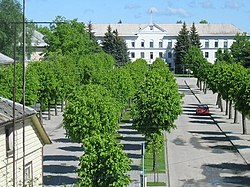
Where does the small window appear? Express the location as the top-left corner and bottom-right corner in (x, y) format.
(159, 52), (163, 58)
(168, 52), (172, 58)
(215, 52), (217, 58)
(131, 52), (135, 58)
(131, 41), (135, 48)
(159, 42), (163, 48)
(5, 126), (13, 155)
(150, 26), (153, 30)
(215, 41), (218, 48)
(167, 42), (172, 48)
(141, 41), (145, 48)
(150, 41), (154, 48)
(205, 41), (209, 48)
(141, 52), (145, 58)
(150, 52), (153, 59)
(224, 41), (228, 48)
(205, 52), (209, 58)
(25, 162), (33, 187)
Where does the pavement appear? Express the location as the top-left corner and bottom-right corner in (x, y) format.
(166, 77), (250, 187)
(42, 109), (83, 187)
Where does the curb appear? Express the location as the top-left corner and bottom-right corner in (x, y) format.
(184, 80), (249, 165)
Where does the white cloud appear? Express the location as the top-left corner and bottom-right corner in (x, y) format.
(224, 0), (242, 9)
(166, 7), (190, 17)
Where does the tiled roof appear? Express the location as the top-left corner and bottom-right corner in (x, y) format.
(92, 23), (242, 36)
(0, 53), (14, 65)
(0, 97), (36, 125)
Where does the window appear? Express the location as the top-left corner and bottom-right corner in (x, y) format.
(131, 41), (135, 48)
(150, 25), (153, 30)
(159, 42), (163, 48)
(150, 52), (153, 59)
(168, 52), (172, 58)
(141, 41), (145, 47)
(215, 52), (217, 58)
(205, 52), (209, 58)
(215, 41), (218, 48)
(131, 52), (135, 58)
(205, 41), (209, 48)
(150, 41), (154, 48)
(167, 42), (172, 48)
(5, 126), (13, 155)
(224, 41), (228, 48)
(25, 162), (33, 187)
(141, 52), (145, 58)
(159, 52), (163, 58)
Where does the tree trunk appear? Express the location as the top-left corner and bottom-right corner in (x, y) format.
(156, 150), (159, 182)
(242, 114), (247, 135)
(48, 100), (51, 120)
(196, 79), (199, 88)
(229, 100), (232, 119)
(225, 100), (228, 116)
(153, 149), (156, 182)
(39, 104), (43, 124)
(204, 82), (207, 94)
(61, 98), (64, 112)
(55, 98), (58, 116)
(199, 81), (202, 91)
(234, 108), (238, 124)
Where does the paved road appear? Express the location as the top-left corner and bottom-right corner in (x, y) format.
(167, 77), (250, 187)
(43, 111), (83, 187)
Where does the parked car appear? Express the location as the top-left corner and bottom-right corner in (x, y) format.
(196, 104), (209, 115)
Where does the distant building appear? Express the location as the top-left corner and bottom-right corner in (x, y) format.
(28, 30), (47, 62)
(0, 53), (14, 66)
(93, 23), (242, 71)
(0, 97), (51, 186)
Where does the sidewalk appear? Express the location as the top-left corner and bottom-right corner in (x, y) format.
(185, 77), (250, 164)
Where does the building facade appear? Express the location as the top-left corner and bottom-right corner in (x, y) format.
(0, 97), (51, 187)
(93, 23), (242, 71)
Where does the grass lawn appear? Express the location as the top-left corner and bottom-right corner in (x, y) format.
(147, 182), (166, 186)
(143, 145), (165, 174)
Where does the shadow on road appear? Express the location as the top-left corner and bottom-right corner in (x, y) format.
(44, 175), (78, 186)
(44, 155), (79, 161)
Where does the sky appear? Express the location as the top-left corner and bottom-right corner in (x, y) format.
(25, 0), (250, 33)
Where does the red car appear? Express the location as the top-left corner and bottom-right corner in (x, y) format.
(196, 104), (209, 115)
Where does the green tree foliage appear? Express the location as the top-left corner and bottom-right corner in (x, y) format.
(174, 22), (191, 73)
(43, 16), (102, 57)
(200, 19), (208, 24)
(190, 23), (201, 48)
(231, 32), (250, 67)
(78, 135), (131, 187)
(63, 84), (120, 143)
(125, 59), (148, 90)
(102, 26), (130, 67)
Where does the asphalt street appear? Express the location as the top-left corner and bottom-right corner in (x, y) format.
(167, 77), (250, 187)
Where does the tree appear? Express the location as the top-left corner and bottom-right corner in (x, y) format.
(200, 19), (208, 24)
(132, 58), (182, 179)
(43, 16), (102, 57)
(63, 84), (120, 143)
(231, 32), (250, 67)
(190, 23), (201, 48)
(78, 135), (131, 187)
(102, 26), (129, 67)
(174, 22), (191, 73)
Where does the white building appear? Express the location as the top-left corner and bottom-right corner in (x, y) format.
(0, 97), (51, 187)
(93, 23), (242, 71)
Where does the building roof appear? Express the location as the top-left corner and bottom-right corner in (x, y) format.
(31, 30), (48, 47)
(0, 97), (51, 144)
(0, 53), (14, 65)
(92, 23), (242, 37)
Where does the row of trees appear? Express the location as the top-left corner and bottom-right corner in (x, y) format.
(183, 45), (250, 134)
